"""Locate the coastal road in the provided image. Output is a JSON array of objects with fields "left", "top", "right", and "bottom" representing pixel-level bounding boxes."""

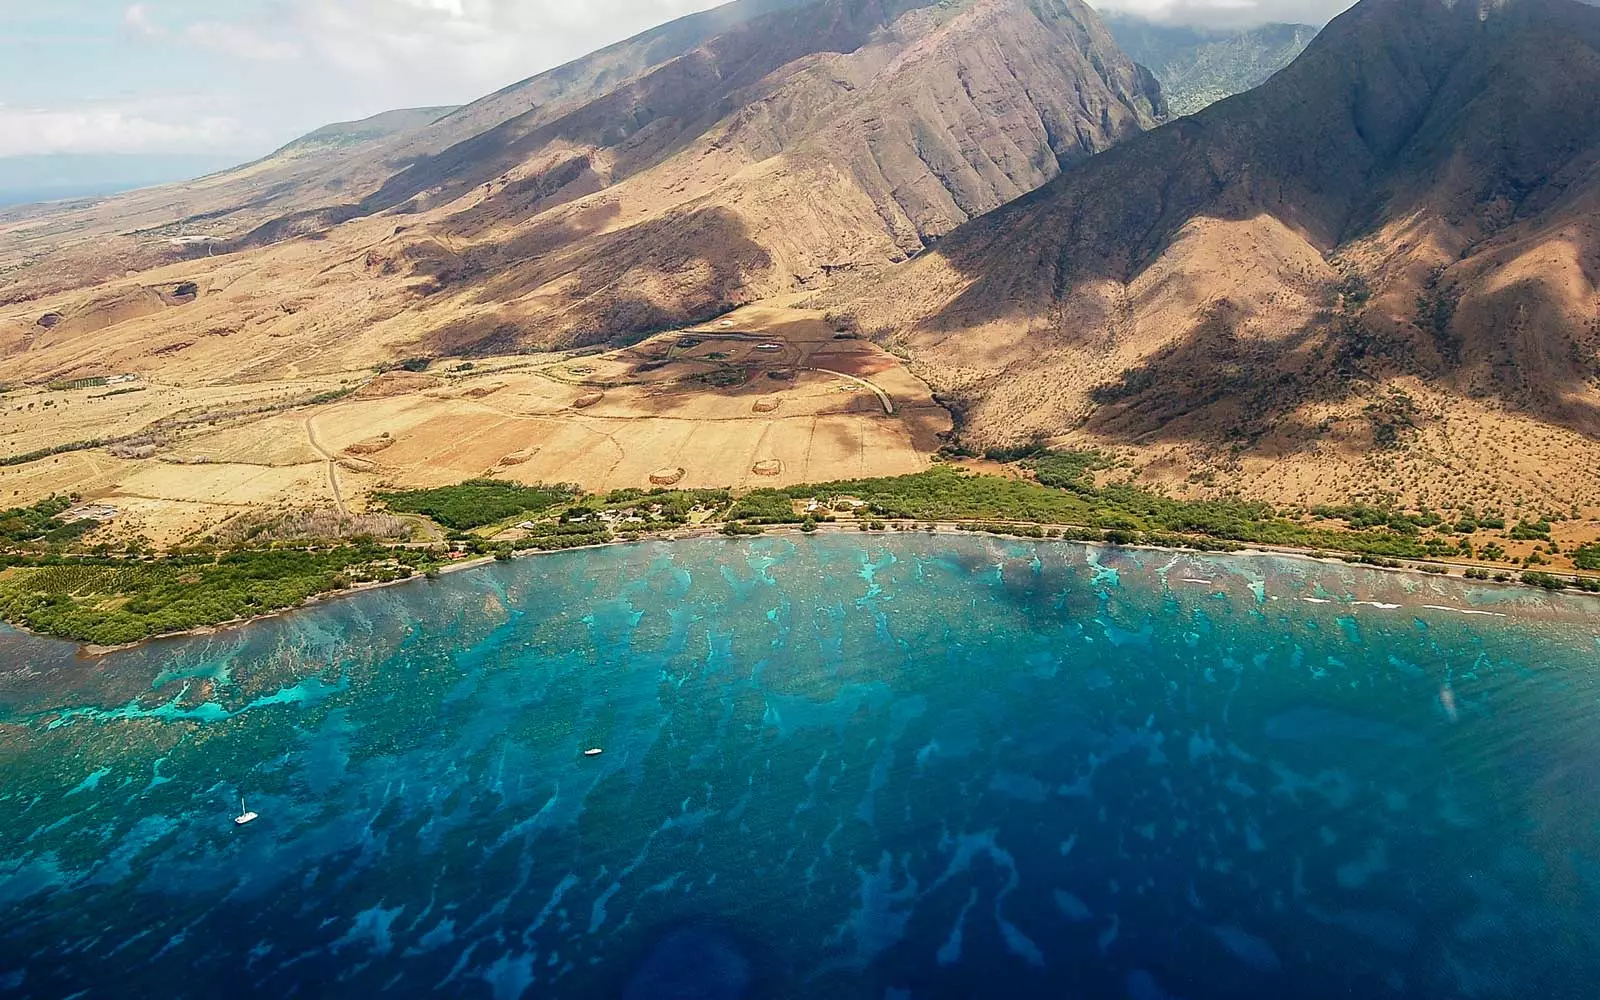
[{"left": 304, "top": 414, "right": 347, "bottom": 515}]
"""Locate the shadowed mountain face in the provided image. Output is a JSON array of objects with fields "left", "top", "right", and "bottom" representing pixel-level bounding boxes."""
[
  {"left": 832, "top": 0, "right": 1600, "bottom": 485},
  {"left": 1103, "top": 14, "right": 1318, "bottom": 115}
]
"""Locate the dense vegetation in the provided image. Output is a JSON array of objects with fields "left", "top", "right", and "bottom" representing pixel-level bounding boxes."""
[
  {"left": 1572, "top": 543, "right": 1600, "bottom": 572},
  {"left": 0, "top": 496, "right": 88, "bottom": 546},
  {"left": 773, "top": 463, "right": 1441, "bottom": 560},
  {"left": 1311, "top": 504, "right": 1443, "bottom": 534},
  {"left": 503, "top": 521, "right": 611, "bottom": 553},
  {"left": 375, "top": 480, "right": 578, "bottom": 529},
  {"left": 0, "top": 545, "right": 432, "bottom": 646},
  {"left": 1103, "top": 15, "right": 1316, "bottom": 116},
  {"left": 728, "top": 489, "right": 805, "bottom": 524},
  {"left": 594, "top": 488, "right": 732, "bottom": 524}
]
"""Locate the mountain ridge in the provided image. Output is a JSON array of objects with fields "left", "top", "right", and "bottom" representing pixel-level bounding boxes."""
[
  {"left": 825, "top": 0, "right": 1600, "bottom": 510},
  {"left": 0, "top": 0, "right": 821, "bottom": 305},
  {"left": 399, "top": 0, "right": 1164, "bottom": 350},
  {"left": 0, "top": 0, "right": 1165, "bottom": 373}
]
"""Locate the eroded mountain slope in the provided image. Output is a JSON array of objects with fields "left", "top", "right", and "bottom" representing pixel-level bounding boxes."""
[
  {"left": 0, "top": 0, "right": 1164, "bottom": 378},
  {"left": 0, "top": 0, "right": 813, "bottom": 305},
  {"left": 829, "top": 0, "right": 1600, "bottom": 511}
]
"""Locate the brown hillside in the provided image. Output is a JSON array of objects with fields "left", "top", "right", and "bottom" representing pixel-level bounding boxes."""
[
  {"left": 0, "top": 0, "right": 811, "bottom": 305},
  {"left": 829, "top": 0, "right": 1600, "bottom": 512},
  {"left": 400, "top": 0, "right": 1165, "bottom": 347},
  {"left": 0, "top": 0, "right": 1162, "bottom": 381}
]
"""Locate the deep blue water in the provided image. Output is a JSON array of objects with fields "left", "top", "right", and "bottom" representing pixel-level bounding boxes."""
[{"left": 1, "top": 535, "right": 1598, "bottom": 999}]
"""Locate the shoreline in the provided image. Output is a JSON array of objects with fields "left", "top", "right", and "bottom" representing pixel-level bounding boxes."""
[{"left": 8, "top": 522, "right": 1593, "bottom": 658}]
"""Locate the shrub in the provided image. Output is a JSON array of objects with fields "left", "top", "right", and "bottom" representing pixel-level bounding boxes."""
[
  {"left": 1509, "top": 520, "right": 1553, "bottom": 541},
  {"left": 726, "top": 490, "right": 800, "bottom": 524},
  {"left": 376, "top": 480, "right": 578, "bottom": 529}
]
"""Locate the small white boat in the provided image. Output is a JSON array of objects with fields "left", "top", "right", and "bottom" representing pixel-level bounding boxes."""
[
  {"left": 234, "top": 796, "right": 259, "bottom": 826},
  {"left": 583, "top": 748, "right": 605, "bottom": 757}
]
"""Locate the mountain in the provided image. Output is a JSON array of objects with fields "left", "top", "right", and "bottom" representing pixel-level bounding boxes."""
[
  {"left": 267, "top": 108, "right": 460, "bottom": 159},
  {"left": 1103, "top": 14, "right": 1318, "bottom": 115},
  {"left": 0, "top": 0, "right": 810, "bottom": 304},
  {"left": 0, "top": 107, "right": 456, "bottom": 304},
  {"left": 396, "top": 0, "right": 1165, "bottom": 352},
  {"left": 828, "top": 0, "right": 1600, "bottom": 512},
  {"left": 0, "top": 0, "right": 1163, "bottom": 378}
]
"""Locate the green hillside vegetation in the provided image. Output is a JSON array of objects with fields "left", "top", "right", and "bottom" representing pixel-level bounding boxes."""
[{"left": 1105, "top": 15, "right": 1317, "bottom": 116}]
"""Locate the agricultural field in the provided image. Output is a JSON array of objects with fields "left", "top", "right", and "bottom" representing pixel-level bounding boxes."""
[{"left": 0, "top": 305, "right": 950, "bottom": 547}]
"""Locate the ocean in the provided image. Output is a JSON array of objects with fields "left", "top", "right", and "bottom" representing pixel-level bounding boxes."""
[{"left": 0, "top": 534, "right": 1596, "bottom": 998}]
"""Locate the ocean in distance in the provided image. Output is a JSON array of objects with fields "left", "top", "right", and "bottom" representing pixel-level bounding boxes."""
[{"left": 0, "top": 534, "right": 1597, "bottom": 999}]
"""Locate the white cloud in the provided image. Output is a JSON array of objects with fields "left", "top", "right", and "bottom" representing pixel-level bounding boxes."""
[
  {"left": 173, "top": 0, "right": 724, "bottom": 104},
  {"left": 18, "top": 1, "right": 757, "bottom": 160},
  {"left": 0, "top": 103, "right": 244, "bottom": 157},
  {"left": 122, "top": 3, "right": 165, "bottom": 38},
  {"left": 184, "top": 21, "right": 304, "bottom": 62}
]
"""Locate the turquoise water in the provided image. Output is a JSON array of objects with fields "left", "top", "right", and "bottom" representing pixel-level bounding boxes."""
[{"left": 1, "top": 534, "right": 1598, "bottom": 998}]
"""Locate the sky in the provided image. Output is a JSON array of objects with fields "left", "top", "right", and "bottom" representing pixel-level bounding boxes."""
[{"left": 0, "top": 0, "right": 1357, "bottom": 164}]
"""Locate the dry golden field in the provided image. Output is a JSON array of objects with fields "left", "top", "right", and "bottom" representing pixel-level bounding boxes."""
[{"left": 0, "top": 304, "right": 949, "bottom": 545}]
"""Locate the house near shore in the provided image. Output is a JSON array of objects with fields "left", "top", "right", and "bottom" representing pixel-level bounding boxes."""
[{"left": 63, "top": 504, "right": 119, "bottom": 523}]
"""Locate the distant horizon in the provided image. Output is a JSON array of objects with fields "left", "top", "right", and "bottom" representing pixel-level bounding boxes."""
[{"left": 0, "top": 151, "right": 243, "bottom": 210}]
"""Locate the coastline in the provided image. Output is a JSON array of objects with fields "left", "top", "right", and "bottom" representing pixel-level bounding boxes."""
[
  {"left": 10, "top": 521, "right": 1594, "bottom": 658},
  {"left": 64, "top": 552, "right": 504, "bottom": 658}
]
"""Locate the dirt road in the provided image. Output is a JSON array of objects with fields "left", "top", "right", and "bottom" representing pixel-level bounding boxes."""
[
  {"left": 304, "top": 414, "right": 347, "bottom": 514},
  {"left": 806, "top": 367, "right": 895, "bottom": 415}
]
